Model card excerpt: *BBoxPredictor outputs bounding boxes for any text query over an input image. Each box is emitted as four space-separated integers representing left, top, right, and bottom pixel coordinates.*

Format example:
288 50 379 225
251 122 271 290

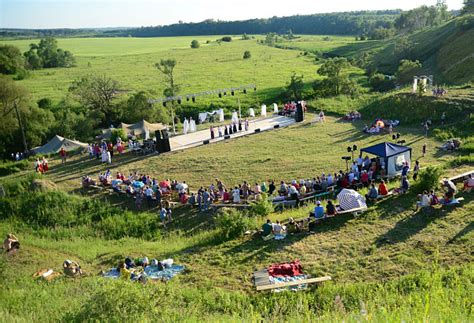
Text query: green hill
350 15 474 84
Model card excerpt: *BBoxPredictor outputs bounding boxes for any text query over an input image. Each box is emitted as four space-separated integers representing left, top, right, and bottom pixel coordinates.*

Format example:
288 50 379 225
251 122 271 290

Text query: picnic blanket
102 265 185 281
144 264 185 281
269 274 309 292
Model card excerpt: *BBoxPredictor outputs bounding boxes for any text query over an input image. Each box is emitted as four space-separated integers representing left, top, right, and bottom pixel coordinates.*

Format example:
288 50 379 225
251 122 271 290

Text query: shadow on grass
447 221 474 244
376 193 472 247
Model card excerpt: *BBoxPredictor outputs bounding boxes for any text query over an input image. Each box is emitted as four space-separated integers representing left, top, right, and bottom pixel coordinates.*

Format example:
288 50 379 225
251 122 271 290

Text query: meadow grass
0 35 364 104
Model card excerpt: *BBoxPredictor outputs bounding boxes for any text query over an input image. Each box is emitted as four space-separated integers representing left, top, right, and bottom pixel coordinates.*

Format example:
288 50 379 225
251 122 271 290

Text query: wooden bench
336 206 367 216
273 199 298 211
446 170 474 184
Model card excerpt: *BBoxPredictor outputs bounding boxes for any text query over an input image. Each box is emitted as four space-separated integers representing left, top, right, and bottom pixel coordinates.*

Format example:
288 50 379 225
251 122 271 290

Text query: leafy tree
317 57 352 96
394 36 415 60
396 59 422 84
68 74 120 126
243 50 251 59
0 45 25 75
369 27 395 40
461 0 474 14
190 40 200 48
23 37 75 69
121 91 170 124
0 76 30 152
155 59 179 133
241 33 250 40
285 73 304 100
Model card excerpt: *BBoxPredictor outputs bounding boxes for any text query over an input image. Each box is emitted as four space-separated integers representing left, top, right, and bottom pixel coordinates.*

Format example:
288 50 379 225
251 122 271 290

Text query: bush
243 50 251 59
249 193 273 217
369 73 395 92
221 36 232 42
412 166 443 194
215 208 253 240
190 40 200 48
111 128 127 145
0 159 30 177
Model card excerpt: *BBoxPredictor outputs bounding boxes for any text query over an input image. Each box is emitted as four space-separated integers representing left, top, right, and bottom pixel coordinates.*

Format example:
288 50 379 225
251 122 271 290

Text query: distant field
0 35 364 104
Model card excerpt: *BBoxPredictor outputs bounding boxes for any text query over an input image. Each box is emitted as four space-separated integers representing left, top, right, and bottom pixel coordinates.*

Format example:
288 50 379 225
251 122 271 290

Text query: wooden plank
256 276 332 291
336 207 367 215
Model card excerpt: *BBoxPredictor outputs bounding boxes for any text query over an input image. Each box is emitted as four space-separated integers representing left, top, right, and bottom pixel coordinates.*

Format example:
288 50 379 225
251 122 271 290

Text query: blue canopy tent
360 142 412 176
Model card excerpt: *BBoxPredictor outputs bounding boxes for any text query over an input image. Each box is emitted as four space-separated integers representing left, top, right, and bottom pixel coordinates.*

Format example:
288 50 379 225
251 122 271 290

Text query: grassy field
0 35 364 105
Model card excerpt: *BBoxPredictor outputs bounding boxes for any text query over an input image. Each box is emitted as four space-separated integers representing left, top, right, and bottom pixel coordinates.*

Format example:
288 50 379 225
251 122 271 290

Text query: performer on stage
210 126 215 140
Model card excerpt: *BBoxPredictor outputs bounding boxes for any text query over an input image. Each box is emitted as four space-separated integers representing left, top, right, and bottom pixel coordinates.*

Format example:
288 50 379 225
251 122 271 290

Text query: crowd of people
363 119 399 135
87 138 126 164
342 111 362 121
432 87 447 97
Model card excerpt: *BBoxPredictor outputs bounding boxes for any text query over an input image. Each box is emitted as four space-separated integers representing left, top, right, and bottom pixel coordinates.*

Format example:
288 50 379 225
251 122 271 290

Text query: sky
0 0 465 29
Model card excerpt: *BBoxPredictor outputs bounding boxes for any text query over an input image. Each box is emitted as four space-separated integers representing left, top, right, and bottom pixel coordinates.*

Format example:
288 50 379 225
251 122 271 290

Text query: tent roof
360 142 411 158
33 135 88 154
102 120 167 138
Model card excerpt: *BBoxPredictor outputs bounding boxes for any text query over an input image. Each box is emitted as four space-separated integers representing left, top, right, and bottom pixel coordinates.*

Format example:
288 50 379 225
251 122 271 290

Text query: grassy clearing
23 116 453 193
0 35 364 104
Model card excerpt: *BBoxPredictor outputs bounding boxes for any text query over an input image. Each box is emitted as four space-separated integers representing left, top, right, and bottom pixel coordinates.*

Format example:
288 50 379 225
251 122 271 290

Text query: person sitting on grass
3 233 19 253
365 184 379 202
312 201 325 219
442 179 457 203
378 180 388 196
63 260 83 277
430 190 439 205
272 220 286 236
464 174 474 192
261 219 273 238
416 191 431 210
326 200 336 217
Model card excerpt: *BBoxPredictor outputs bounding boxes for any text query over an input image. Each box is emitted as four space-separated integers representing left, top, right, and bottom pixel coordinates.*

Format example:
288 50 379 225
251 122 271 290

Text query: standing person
238 120 242 132
42 157 49 173
401 162 410 177
268 181 276 195
88 144 94 160
224 125 229 136
232 186 241 203
160 206 167 227
413 160 420 181
166 207 172 223
422 143 427 157
34 158 40 172
245 119 249 131
202 189 210 212
424 122 429 137
145 186 154 207
232 122 237 133
218 126 223 138
441 112 446 125
59 148 67 164
197 191 202 210
319 110 325 122
210 126 215 140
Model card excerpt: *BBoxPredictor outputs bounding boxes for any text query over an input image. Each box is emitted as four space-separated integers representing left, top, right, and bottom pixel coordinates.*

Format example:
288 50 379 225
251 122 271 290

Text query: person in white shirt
232 187 241 203
416 191 431 210
327 174 333 186
145 186 154 207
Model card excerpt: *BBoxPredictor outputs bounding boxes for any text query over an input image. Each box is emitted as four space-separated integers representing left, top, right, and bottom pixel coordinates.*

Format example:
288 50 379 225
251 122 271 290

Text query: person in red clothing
341 175 350 188
59 148 67 164
222 189 231 202
360 171 369 187
378 180 388 196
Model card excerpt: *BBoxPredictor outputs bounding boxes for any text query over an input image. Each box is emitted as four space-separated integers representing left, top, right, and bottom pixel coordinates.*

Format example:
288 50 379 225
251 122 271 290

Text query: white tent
337 189 367 210
32 135 88 154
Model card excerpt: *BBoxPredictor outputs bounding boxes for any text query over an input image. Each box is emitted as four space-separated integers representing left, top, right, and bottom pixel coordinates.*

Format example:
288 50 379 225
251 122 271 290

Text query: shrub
190 40 200 48
369 73 395 92
412 166 443 194
243 50 251 59
249 193 273 217
0 159 30 177
221 36 232 42
215 208 253 240
111 128 127 145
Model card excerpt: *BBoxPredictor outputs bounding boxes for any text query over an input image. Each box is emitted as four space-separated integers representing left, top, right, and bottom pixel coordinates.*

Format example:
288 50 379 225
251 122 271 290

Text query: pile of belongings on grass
363 118 399 134
440 138 462 151
102 256 185 283
33 259 83 282
342 110 362 121
266 260 308 292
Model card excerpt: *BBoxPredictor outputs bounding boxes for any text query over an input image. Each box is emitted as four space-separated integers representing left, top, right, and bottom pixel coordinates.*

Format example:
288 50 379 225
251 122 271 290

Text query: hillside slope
365 15 474 84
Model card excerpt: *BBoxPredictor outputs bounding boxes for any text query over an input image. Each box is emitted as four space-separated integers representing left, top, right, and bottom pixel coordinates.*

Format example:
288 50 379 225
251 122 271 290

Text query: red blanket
268 260 303 277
